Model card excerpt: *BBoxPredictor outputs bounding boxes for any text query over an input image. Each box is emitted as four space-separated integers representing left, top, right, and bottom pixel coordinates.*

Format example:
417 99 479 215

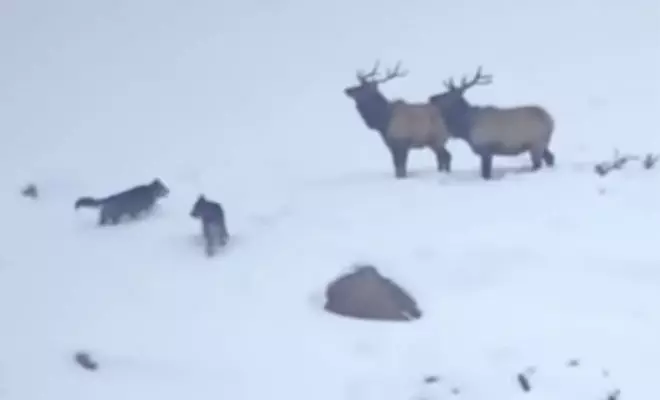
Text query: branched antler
444 66 493 92
356 60 381 83
356 60 408 85
374 61 408 84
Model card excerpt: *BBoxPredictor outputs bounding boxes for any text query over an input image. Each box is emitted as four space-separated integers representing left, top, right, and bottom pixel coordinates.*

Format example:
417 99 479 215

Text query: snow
0 0 659 398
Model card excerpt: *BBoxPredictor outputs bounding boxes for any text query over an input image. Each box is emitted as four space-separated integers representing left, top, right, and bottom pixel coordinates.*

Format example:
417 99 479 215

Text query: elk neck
354 91 392 135
439 103 477 141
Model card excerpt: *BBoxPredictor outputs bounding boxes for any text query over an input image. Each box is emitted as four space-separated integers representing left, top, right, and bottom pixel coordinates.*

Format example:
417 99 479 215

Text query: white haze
0 0 659 399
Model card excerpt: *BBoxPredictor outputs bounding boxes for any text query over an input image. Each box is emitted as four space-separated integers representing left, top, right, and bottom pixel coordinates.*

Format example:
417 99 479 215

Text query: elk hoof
394 168 407 178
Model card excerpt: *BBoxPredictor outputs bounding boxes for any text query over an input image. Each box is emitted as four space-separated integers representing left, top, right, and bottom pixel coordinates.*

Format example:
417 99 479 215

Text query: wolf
74 178 169 225
190 194 229 257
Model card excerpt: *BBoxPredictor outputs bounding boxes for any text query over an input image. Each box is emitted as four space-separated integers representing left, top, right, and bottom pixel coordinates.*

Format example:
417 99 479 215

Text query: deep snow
1 0 659 399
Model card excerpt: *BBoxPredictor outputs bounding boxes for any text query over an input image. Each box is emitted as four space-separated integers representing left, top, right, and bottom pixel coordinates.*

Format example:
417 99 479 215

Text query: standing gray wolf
190 194 229 257
74 178 169 225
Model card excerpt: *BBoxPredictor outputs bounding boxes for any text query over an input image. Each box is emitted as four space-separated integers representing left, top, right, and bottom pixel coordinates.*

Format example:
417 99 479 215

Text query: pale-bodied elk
428 67 555 180
344 61 452 179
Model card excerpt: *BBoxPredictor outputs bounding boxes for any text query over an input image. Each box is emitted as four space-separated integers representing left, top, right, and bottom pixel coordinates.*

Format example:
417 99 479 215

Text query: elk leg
542 149 555 167
432 146 452 172
480 152 494 180
388 140 410 179
530 150 543 171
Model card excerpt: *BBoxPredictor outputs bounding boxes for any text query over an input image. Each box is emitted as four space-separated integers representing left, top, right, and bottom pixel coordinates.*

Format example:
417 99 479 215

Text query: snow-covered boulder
324 265 422 322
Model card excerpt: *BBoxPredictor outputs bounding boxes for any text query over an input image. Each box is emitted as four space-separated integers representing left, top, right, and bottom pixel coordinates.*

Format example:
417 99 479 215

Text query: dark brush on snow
642 153 659 169
517 373 531 392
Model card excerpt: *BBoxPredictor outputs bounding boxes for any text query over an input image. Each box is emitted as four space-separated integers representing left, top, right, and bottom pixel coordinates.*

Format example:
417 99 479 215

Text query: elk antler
444 66 493 92
373 61 408 84
356 60 408 85
357 60 381 83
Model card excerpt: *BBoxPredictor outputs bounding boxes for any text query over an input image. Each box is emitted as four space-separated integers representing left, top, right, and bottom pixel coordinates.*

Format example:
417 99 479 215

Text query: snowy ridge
1 0 659 399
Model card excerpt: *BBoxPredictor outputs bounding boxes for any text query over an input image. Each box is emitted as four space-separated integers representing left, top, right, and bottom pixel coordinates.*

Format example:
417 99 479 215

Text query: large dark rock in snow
324 265 422 322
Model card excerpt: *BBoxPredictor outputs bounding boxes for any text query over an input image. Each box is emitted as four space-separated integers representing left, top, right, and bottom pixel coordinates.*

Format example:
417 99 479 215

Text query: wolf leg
202 223 219 257
98 210 110 226
204 240 216 257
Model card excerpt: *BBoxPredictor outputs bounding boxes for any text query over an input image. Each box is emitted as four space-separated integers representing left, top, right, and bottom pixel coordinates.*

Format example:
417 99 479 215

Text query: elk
344 61 452 179
428 67 555 180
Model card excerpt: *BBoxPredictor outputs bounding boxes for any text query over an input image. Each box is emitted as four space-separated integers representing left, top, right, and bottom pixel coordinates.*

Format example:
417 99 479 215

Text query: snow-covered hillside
1 0 659 398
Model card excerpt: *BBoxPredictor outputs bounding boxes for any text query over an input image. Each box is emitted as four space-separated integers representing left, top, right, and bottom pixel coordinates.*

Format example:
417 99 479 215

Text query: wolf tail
74 196 103 209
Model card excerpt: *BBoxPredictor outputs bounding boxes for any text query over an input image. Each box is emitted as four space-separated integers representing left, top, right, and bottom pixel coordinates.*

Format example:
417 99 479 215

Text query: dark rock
74 351 98 371
323 264 422 322
21 184 38 199
566 358 580 367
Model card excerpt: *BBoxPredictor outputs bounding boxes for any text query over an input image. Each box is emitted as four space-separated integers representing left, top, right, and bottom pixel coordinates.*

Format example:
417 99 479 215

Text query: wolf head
149 178 170 198
190 194 207 218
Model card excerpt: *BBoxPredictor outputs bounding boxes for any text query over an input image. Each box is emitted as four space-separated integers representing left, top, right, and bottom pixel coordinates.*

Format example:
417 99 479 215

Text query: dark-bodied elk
344 61 452 179
428 67 555 180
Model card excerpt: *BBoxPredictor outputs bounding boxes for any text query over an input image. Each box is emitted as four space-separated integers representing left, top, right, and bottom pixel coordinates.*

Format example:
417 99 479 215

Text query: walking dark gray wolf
190 195 229 257
74 178 169 225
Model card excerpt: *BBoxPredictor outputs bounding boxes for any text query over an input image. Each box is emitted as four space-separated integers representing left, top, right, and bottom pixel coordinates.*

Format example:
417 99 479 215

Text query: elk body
344 61 452 179
428 67 555 180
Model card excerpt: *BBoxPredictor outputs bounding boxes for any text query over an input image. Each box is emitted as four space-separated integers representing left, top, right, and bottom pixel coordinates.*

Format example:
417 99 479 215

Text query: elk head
343 60 409 101
429 66 493 112
428 66 492 139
